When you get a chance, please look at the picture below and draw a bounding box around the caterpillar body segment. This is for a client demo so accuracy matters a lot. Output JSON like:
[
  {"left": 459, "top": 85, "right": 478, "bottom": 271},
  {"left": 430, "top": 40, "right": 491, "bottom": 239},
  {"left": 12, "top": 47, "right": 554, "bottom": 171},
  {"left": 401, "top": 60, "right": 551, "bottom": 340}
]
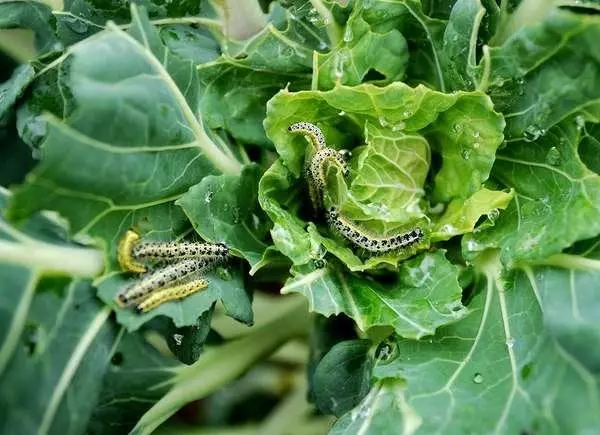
[
  {"left": 117, "top": 230, "right": 147, "bottom": 273},
  {"left": 326, "top": 207, "right": 423, "bottom": 254},
  {"left": 115, "top": 257, "right": 221, "bottom": 308},
  {"left": 288, "top": 121, "right": 326, "bottom": 149},
  {"left": 133, "top": 241, "right": 229, "bottom": 263},
  {"left": 135, "top": 279, "right": 209, "bottom": 313}
]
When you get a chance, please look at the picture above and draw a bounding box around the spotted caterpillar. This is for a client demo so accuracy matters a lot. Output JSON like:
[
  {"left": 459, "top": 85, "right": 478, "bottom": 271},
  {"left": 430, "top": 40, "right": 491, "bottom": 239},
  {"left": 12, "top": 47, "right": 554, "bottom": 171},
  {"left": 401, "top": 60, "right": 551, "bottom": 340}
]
[
  {"left": 326, "top": 207, "right": 423, "bottom": 254},
  {"left": 135, "top": 279, "right": 209, "bottom": 313},
  {"left": 288, "top": 121, "right": 349, "bottom": 211},
  {"left": 117, "top": 230, "right": 147, "bottom": 273},
  {"left": 132, "top": 241, "right": 229, "bottom": 262},
  {"left": 115, "top": 257, "right": 224, "bottom": 308}
]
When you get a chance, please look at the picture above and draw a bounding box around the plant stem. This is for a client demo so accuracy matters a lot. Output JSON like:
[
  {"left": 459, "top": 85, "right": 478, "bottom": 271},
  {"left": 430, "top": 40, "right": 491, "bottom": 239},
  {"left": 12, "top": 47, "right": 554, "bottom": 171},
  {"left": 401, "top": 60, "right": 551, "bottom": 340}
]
[
  {"left": 0, "top": 240, "right": 104, "bottom": 277},
  {"left": 310, "top": 0, "right": 342, "bottom": 46},
  {"left": 521, "top": 253, "right": 600, "bottom": 271},
  {"left": 214, "top": 0, "right": 267, "bottom": 40},
  {"left": 131, "top": 296, "right": 310, "bottom": 435},
  {"left": 491, "top": 0, "right": 558, "bottom": 46},
  {"left": 259, "top": 375, "right": 312, "bottom": 435}
]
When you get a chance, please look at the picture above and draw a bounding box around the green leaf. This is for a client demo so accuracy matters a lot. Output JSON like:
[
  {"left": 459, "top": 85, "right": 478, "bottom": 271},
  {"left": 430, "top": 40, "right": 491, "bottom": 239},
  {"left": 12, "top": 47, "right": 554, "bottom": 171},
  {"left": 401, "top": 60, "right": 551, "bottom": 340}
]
[
  {"left": 261, "top": 82, "right": 504, "bottom": 270},
  {"left": 177, "top": 164, "right": 269, "bottom": 268},
  {"left": 431, "top": 187, "right": 514, "bottom": 242},
  {"left": 315, "top": 5, "right": 408, "bottom": 90},
  {"left": 480, "top": 8, "right": 600, "bottom": 141},
  {"left": 0, "top": 189, "right": 118, "bottom": 434},
  {"left": 197, "top": 3, "right": 321, "bottom": 147},
  {"left": 330, "top": 379, "right": 418, "bottom": 435},
  {"left": 0, "top": 63, "right": 34, "bottom": 126},
  {"left": 367, "top": 252, "right": 600, "bottom": 434},
  {"left": 87, "top": 332, "right": 181, "bottom": 434},
  {"left": 360, "top": 0, "right": 447, "bottom": 91},
  {"left": 465, "top": 118, "right": 600, "bottom": 264},
  {"left": 281, "top": 251, "right": 467, "bottom": 338},
  {"left": 0, "top": 1, "right": 58, "bottom": 54},
  {"left": 438, "top": 0, "right": 486, "bottom": 91},
  {"left": 165, "top": 306, "right": 214, "bottom": 365},
  {"left": 313, "top": 339, "right": 373, "bottom": 417}
]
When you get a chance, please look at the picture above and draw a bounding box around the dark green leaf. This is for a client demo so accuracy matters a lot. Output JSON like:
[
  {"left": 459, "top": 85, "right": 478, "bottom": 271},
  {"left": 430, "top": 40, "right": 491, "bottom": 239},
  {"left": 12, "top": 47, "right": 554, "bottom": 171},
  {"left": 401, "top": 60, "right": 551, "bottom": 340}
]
[
  {"left": 0, "top": 1, "right": 58, "bottom": 54},
  {"left": 313, "top": 339, "right": 372, "bottom": 417},
  {"left": 177, "top": 164, "right": 270, "bottom": 268},
  {"left": 466, "top": 118, "right": 600, "bottom": 264},
  {"left": 0, "top": 63, "right": 34, "bottom": 126}
]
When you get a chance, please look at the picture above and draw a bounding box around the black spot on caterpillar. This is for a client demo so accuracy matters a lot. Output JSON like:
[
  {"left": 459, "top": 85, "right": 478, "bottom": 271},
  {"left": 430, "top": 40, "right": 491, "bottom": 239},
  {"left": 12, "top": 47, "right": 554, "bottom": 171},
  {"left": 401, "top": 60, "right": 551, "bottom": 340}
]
[
  {"left": 115, "top": 256, "right": 225, "bottom": 308},
  {"left": 135, "top": 279, "right": 209, "bottom": 313},
  {"left": 133, "top": 241, "right": 229, "bottom": 263},
  {"left": 326, "top": 207, "right": 423, "bottom": 254},
  {"left": 117, "top": 230, "right": 146, "bottom": 273},
  {"left": 288, "top": 121, "right": 326, "bottom": 149},
  {"left": 306, "top": 148, "right": 350, "bottom": 211}
]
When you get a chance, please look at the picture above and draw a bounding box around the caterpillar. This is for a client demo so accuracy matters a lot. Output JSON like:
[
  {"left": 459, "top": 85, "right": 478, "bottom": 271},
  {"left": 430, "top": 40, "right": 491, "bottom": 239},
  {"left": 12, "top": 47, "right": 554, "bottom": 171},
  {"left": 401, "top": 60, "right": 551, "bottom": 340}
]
[
  {"left": 117, "top": 230, "right": 147, "bottom": 273},
  {"left": 135, "top": 279, "right": 209, "bottom": 313},
  {"left": 115, "top": 256, "right": 224, "bottom": 307},
  {"left": 288, "top": 121, "right": 326, "bottom": 149},
  {"left": 326, "top": 207, "right": 423, "bottom": 254},
  {"left": 133, "top": 241, "right": 229, "bottom": 263}
]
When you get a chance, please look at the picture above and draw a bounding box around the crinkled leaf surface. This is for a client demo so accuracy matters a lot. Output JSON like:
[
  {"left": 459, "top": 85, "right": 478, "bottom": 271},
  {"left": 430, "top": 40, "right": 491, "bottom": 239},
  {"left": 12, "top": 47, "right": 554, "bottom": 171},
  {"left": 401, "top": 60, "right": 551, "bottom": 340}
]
[
  {"left": 315, "top": 4, "right": 408, "bottom": 90},
  {"left": 431, "top": 187, "right": 513, "bottom": 242},
  {"left": 177, "top": 164, "right": 269, "bottom": 268},
  {"left": 197, "top": 3, "right": 322, "bottom": 147},
  {"left": 261, "top": 83, "right": 504, "bottom": 270},
  {"left": 465, "top": 118, "right": 600, "bottom": 264},
  {"left": 281, "top": 251, "right": 467, "bottom": 338},
  {"left": 480, "top": 8, "right": 600, "bottom": 141},
  {"left": 355, "top": 251, "right": 600, "bottom": 435}
]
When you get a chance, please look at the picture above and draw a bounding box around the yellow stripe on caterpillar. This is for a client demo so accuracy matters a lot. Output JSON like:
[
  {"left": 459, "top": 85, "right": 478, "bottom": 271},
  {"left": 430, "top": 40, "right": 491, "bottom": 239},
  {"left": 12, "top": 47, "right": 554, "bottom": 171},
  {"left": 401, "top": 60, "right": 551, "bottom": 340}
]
[
  {"left": 135, "top": 279, "right": 209, "bottom": 313},
  {"left": 326, "top": 207, "right": 423, "bottom": 254},
  {"left": 288, "top": 121, "right": 326, "bottom": 149},
  {"left": 117, "top": 230, "right": 146, "bottom": 273},
  {"left": 133, "top": 241, "right": 229, "bottom": 263},
  {"left": 115, "top": 257, "right": 221, "bottom": 307}
]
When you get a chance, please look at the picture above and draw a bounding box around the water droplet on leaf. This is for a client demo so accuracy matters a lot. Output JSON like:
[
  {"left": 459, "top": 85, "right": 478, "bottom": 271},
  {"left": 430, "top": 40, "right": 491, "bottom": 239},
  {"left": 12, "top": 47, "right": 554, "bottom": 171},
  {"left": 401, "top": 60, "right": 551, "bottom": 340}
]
[
  {"left": 523, "top": 124, "right": 545, "bottom": 142},
  {"left": 472, "top": 373, "right": 484, "bottom": 384},
  {"left": 204, "top": 192, "right": 214, "bottom": 203},
  {"left": 545, "top": 146, "right": 561, "bottom": 166},
  {"left": 343, "top": 26, "right": 353, "bottom": 42},
  {"left": 461, "top": 149, "right": 471, "bottom": 160}
]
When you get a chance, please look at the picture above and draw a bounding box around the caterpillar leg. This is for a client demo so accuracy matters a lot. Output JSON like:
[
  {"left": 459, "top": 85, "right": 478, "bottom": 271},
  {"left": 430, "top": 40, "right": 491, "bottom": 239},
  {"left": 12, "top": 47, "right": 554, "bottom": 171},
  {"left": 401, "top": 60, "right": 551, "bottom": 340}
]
[
  {"left": 117, "top": 230, "right": 147, "bottom": 273},
  {"left": 135, "top": 279, "right": 209, "bottom": 313}
]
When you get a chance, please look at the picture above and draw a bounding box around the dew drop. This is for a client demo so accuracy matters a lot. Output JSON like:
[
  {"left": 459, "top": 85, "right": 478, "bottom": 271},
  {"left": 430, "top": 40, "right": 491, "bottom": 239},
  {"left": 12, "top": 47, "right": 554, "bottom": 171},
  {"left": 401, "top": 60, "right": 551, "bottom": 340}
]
[
  {"left": 473, "top": 130, "right": 480, "bottom": 138},
  {"left": 204, "top": 192, "right": 214, "bottom": 203},
  {"left": 523, "top": 124, "right": 545, "bottom": 142},
  {"left": 338, "top": 110, "right": 346, "bottom": 116},
  {"left": 472, "top": 373, "right": 484, "bottom": 384},
  {"left": 575, "top": 115, "right": 586, "bottom": 130},
  {"left": 545, "top": 146, "right": 561, "bottom": 166},
  {"left": 473, "top": 142, "right": 480, "bottom": 149},
  {"left": 378, "top": 116, "right": 389, "bottom": 127},
  {"left": 506, "top": 337, "right": 515, "bottom": 349},
  {"left": 453, "top": 123, "right": 464, "bottom": 133},
  {"left": 375, "top": 340, "right": 397, "bottom": 363},
  {"left": 461, "top": 149, "right": 471, "bottom": 160},
  {"left": 488, "top": 208, "right": 500, "bottom": 221},
  {"left": 392, "top": 122, "right": 405, "bottom": 132},
  {"left": 343, "top": 26, "right": 353, "bottom": 42}
]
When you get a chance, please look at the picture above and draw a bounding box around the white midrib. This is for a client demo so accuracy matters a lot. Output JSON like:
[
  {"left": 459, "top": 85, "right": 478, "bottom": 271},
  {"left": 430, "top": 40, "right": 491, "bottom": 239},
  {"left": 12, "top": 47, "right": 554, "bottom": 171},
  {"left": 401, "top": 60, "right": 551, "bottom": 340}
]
[
  {"left": 38, "top": 306, "right": 112, "bottom": 435},
  {"left": 107, "top": 9, "right": 241, "bottom": 175}
]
